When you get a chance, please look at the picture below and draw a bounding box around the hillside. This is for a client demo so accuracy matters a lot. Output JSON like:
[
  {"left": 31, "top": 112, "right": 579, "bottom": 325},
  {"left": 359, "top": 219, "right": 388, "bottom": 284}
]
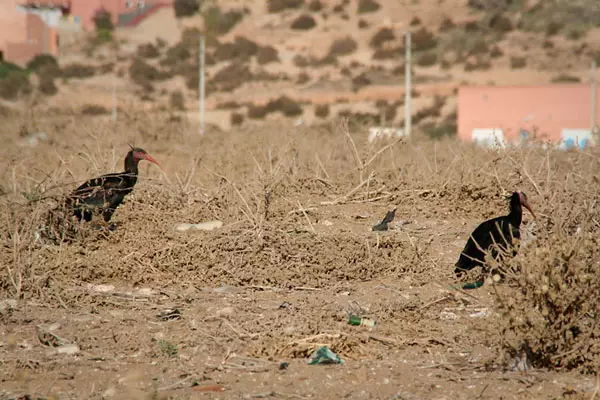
[{"left": 3, "top": 0, "right": 600, "bottom": 133}]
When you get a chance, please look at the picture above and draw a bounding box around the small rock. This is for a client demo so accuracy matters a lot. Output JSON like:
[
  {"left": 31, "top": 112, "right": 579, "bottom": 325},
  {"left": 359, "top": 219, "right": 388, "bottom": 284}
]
[
  {"left": 214, "top": 284, "right": 242, "bottom": 294},
  {"left": 87, "top": 283, "right": 115, "bottom": 293},
  {"left": 25, "top": 132, "right": 49, "bottom": 147},
  {"left": 321, "top": 220, "right": 333, "bottom": 226},
  {"left": 216, "top": 306, "right": 234, "bottom": 317},
  {"left": 279, "top": 362, "right": 289, "bottom": 370},
  {"left": 174, "top": 221, "right": 223, "bottom": 233},
  {"left": 440, "top": 311, "right": 458, "bottom": 320},
  {"left": 57, "top": 343, "right": 80, "bottom": 355}
]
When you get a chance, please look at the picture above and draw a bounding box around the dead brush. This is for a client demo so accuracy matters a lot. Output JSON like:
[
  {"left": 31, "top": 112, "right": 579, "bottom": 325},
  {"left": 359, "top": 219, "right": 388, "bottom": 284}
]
[{"left": 486, "top": 147, "right": 600, "bottom": 373}]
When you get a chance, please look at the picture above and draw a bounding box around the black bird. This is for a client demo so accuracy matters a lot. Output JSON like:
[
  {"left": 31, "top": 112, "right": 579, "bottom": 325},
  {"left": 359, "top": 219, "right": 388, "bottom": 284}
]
[
  {"left": 372, "top": 207, "right": 397, "bottom": 231},
  {"left": 455, "top": 191, "right": 535, "bottom": 278},
  {"left": 66, "top": 146, "right": 161, "bottom": 223}
]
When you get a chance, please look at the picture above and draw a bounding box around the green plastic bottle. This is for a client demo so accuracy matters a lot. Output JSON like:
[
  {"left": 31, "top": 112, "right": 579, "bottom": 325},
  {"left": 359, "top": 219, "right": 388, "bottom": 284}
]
[{"left": 348, "top": 315, "right": 376, "bottom": 327}]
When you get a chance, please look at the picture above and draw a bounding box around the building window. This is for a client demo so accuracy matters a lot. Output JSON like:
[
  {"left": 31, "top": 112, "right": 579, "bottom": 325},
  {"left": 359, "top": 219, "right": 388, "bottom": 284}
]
[
  {"left": 137, "top": 0, "right": 146, "bottom": 9},
  {"left": 126, "top": 0, "right": 133, "bottom": 8}
]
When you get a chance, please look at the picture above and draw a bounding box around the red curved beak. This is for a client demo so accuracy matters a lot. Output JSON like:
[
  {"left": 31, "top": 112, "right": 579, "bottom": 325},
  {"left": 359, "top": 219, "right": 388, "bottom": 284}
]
[
  {"left": 143, "top": 154, "right": 166, "bottom": 173},
  {"left": 522, "top": 199, "right": 536, "bottom": 219}
]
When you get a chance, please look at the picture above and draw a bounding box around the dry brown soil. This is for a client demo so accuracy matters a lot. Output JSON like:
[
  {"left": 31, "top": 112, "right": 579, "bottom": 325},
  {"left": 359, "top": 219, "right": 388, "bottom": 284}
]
[{"left": 0, "top": 113, "right": 598, "bottom": 399}]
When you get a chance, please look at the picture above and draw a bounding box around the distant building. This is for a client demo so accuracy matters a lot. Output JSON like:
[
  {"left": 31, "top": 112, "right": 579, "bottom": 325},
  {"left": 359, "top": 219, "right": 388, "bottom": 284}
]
[
  {"left": 0, "top": 0, "right": 172, "bottom": 65},
  {"left": 458, "top": 85, "right": 599, "bottom": 150}
]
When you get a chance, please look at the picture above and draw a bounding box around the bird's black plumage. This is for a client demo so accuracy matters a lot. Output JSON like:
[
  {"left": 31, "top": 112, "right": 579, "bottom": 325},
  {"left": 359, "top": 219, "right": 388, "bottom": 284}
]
[
  {"left": 66, "top": 147, "right": 160, "bottom": 223},
  {"left": 372, "top": 207, "right": 397, "bottom": 231},
  {"left": 455, "top": 191, "right": 535, "bottom": 276}
]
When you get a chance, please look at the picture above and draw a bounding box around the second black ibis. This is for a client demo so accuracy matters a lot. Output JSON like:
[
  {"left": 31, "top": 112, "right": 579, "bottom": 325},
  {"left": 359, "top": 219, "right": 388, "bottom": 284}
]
[
  {"left": 454, "top": 191, "right": 536, "bottom": 278},
  {"left": 66, "top": 147, "right": 161, "bottom": 223}
]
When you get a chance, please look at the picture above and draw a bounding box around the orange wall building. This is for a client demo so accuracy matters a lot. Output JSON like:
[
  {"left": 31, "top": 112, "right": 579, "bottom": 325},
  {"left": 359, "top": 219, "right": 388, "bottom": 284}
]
[
  {"left": 458, "top": 85, "right": 599, "bottom": 149},
  {"left": 0, "top": 0, "right": 172, "bottom": 65}
]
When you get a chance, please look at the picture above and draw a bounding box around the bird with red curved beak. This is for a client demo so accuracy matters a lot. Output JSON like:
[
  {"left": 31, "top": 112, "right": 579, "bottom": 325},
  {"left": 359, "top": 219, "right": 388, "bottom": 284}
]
[{"left": 66, "top": 146, "right": 162, "bottom": 225}]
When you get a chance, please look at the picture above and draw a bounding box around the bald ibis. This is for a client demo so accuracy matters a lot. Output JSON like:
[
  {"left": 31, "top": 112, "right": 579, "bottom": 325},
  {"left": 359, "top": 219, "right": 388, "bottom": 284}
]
[
  {"left": 454, "top": 191, "right": 536, "bottom": 278},
  {"left": 66, "top": 147, "right": 161, "bottom": 223}
]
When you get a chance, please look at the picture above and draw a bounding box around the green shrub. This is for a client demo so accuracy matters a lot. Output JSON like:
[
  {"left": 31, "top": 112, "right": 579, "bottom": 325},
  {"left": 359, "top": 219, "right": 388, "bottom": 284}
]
[
  {"left": 257, "top": 46, "right": 279, "bottom": 65},
  {"left": 38, "top": 66, "right": 58, "bottom": 95},
  {"left": 61, "top": 63, "right": 96, "bottom": 79},
  {"left": 328, "top": 37, "right": 358, "bottom": 57},
  {"left": 291, "top": 14, "right": 316, "bottom": 30},
  {"left": 267, "top": 0, "right": 304, "bottom": 13},
  {"left": 0, "top": 69, "right": 31, "bottom": 100},
  {"left": 173, "top": 0, "right": 200, "bottom": 18},
  {"left": 308, "top": 0, "right": 322, "bottom": 11},
  {"left": 370, "top": 28, "right": 395, "bottom": 48},
  {"left": 231, "top": 112, "right": 244, "bottom": 125},
  {"left": 27, "top": 54, "right": 58, "bottom": 71},
  {"left": 357, "top": 0, "right": 380, "bottom": 14},
  {"left": 412, "top": 27, "right": 437, "bottom": 51},
  {"left": 204, "top": 6, "right": 244, "bottom": 36},
  {"left": 137, "top": 43, "right": 160, "bottom": 58},
  {"left": 551, "top": 74, "right": 581, "bottom": 83}
]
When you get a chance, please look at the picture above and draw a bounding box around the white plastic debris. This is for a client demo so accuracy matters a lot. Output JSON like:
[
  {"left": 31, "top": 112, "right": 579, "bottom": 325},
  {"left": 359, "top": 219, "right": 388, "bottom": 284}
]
[{"left": 174, "top": 220, "right": 223, "bottom": 233}]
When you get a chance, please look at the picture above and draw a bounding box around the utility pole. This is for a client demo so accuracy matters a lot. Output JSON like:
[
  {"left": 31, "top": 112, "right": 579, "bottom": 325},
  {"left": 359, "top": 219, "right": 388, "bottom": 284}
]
[
  {"left": 591, "top": 60, "right": 597, "bottom": 132},
  {"left": 404, "top": 31, "right": 412, "bottom": 137},
  {"left": 199, "top": 34, "right": 205, "bottom": 135},
  {"left": 112, "top": 52, "right": 117, "bottom": 122}
]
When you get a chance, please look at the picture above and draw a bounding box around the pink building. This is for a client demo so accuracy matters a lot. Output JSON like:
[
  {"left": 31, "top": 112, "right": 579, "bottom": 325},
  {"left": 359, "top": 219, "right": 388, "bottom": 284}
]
[
  {"left": 458, "top": 85, "right": 599, "bottom": 149},
  {"left": 0, "top": 0, "right": 172, "bottom": 65}
]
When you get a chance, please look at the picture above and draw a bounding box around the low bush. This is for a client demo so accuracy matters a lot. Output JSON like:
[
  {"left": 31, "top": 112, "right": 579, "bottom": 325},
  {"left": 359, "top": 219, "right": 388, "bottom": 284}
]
[
  {"left": 328, "top": 37, "right": 358, "bottom": 57},
  {"left": 291, "top": 14, "right": 316, "bottom": 30},
  {"left": 62, "top": 63, "right": 95, "bottom": 79},
  {"left": 173, "top": 0, "right": 200, "bottom": 18},
  {"left": 370, "top": 28, "right": 395, "bottom": 49},
  {"left": 204, "top": 6, "right": 244, "bottom": 36},
  {"left": 0, "top": 68, "right": 31, "bottom": 100},
  {"left": 357, "top": 0, "right": 380, "bottom": 14},
  {"left": 315, "top": 104, "right": 330, "bottom": 118},
  {"left": 510, "top": 56, "right": 526, "bottom": 69},
  {"left": 267, "top": 0, "right": 304, "bottom": 13},
  {"left": 137, "top": 43, "right": 160, "bottom": 59},
  {"left": 257, "top": 46, "right": 280, "bottom": 65}
]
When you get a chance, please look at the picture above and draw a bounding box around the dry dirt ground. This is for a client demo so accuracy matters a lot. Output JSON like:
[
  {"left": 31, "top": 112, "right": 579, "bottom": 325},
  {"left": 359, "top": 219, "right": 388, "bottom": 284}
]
[{"left": 0, "top": 112, "right": 599, "bottom": 399}]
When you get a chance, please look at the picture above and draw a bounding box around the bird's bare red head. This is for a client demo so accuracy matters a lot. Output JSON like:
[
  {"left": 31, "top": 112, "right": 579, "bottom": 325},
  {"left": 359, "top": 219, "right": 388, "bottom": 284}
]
[{"left": 518, "top": 191, "right": 536, "bottom": 219}]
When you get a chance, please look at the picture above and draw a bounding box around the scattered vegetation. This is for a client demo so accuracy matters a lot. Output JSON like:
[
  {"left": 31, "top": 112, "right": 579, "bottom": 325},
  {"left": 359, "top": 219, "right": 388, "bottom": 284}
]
[
  {"left": 137, "top": 43, "right": 160, "bottom": 59},
  {"left": 80, "top": 104, "right": 109, "bottom": 115},
  {"left": 370, "top": 28, "right": 395, "bottom": 49},
  {"left": 0, "top": 66, "right": 31, "bottom": 100},
  {"left": 510, "top": 56, "right": 526, "bottom": 69},
  {"left": 214, "top": 36, "right": 259, "bottom": 62},
  {"left": 257, "top": 45, "right": 280, "bottom": 65},
  {"left": 129, "top": 58, "right": 167, "bottom": 91},
  {"left": 291, "top": 14, "right": 317, "bottom": 30},
  {"left": 203, "top": 6, "right": 244, "bottom": 36},
  {"left": 248, "top": 96, "right": 303, "bottom": 119},
  {"left": 412, "top": 27, "right": 437, "bottom": 51},
  {"left": 357, "top": 0, "right": 380, "bottom": 14},
  {"left": 173, "top": 0, "right": 200, "bottom": 18},
  {"left": 61, "top": 63, "right": 96, "bottom": 79},
  {"left": 267, "top": 0, "right": 304, "bottom": 13},
  {"left": 314, "top": 103, "right": 330, "bottom": 118},
  {"left": 170, "top": 90, "right": 185, "bottom": 110},
  {"left": 231, "top": 112, "right": 244, "bottom": 125},
  {"left": 416, "top": 52, "right": 437, "bottom": 67},
  {"left": 93, "top": 8, "right": 114, "bottom": 42},
  {"left": 308, "top": 0, "right": 323, "bottom": 12},
  {"left": 412, "top": 96, "right": 446, "bottom": 125},
  {"left": 26, "top": 54, "right": 58, "bottom": 72},
  {"left": 38, "top": 68, "right": 58, "bottom": 96},
  {"left": 551, "top": 74, "right": 581, "bottom": 83},
  {"left": 328, "top": 37, "right": 358, "bottom": 57},
  {"left": 439, "top": 16, "right": 455, "bottom": 31}
]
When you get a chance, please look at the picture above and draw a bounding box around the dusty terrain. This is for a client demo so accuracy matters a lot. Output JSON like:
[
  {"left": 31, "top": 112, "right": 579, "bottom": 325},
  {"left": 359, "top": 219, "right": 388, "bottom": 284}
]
[
  {"left": 2, "top": 1, "right": 600, "bottom": 399},
  {"left": 1, "top": 110, "right": 599, "bottom": 399}
]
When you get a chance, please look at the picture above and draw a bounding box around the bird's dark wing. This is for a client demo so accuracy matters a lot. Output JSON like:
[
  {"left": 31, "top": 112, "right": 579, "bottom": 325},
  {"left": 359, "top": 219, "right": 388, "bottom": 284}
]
[
  {"left": 455, "top": 217, "right": 502, "bottom": 272},
  {"left": 69, "top": 172, "right": 135, "bottom": 208},
  {"left": 381, "top": 209, "right": 396, "bottom": 224}
]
